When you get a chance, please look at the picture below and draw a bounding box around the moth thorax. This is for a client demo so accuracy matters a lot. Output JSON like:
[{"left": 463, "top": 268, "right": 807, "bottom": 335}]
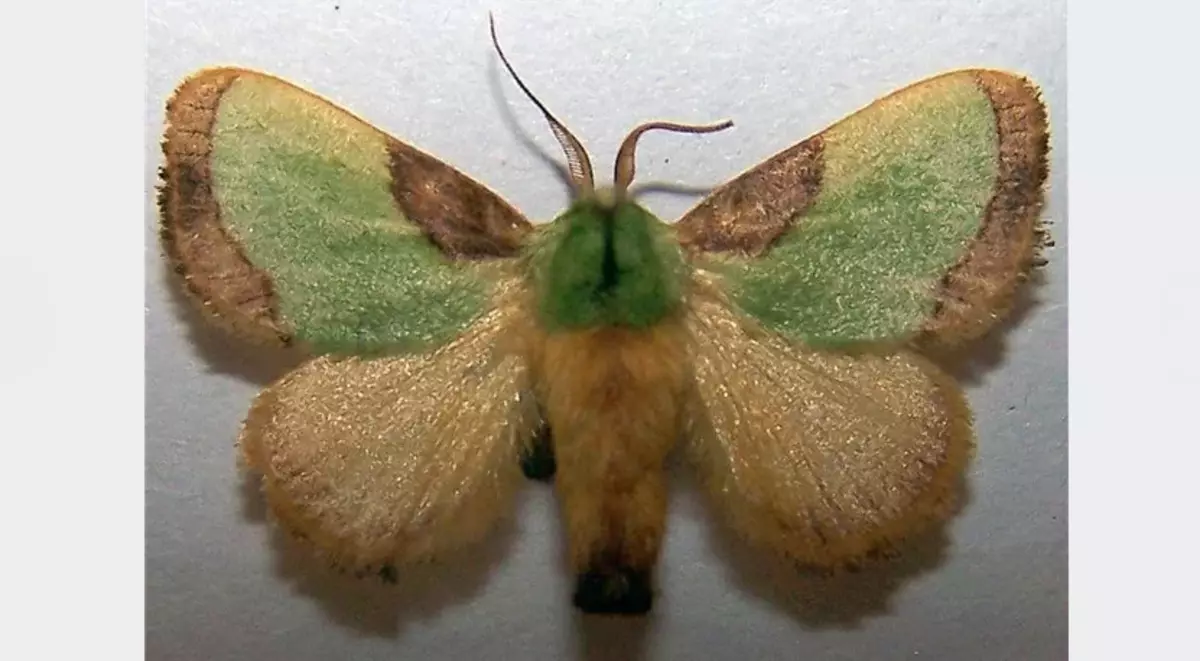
[{"left": 534, "top": 199, "right": 685, "bottom": 332}]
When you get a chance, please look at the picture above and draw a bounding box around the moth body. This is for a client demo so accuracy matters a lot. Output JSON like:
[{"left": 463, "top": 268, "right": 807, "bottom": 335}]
[
  {"left": 532, "top": 316, "right": 688, "bottom": 613},
  {"left": 522, "top": 194, "right": 691, "bottom": 612}
]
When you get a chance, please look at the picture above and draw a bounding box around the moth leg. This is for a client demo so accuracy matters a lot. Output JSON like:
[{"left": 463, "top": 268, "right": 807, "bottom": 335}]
[{"left": 519, "top": 417, "right": 556, "bottom": 482}]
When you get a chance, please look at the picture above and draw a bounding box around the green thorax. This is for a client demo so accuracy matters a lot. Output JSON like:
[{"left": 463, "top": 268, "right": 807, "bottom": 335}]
[{"left": 527, "top": 197, "right": 687, "bottom": 331}]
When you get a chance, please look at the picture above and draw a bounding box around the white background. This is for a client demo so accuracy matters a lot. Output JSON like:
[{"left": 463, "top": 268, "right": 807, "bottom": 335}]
[{"left": 139, "top": 0, "right": 1067, "bottom": 659}]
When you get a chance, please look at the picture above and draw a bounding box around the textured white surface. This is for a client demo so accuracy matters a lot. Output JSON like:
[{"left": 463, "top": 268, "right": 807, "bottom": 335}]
[{"left": 145, "top": 0, "right": 1067, "bottom": 658}]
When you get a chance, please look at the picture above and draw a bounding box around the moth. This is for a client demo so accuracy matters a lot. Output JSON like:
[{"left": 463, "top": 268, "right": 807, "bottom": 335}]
[{"left": 157, "top": 19, "right": 1050, "bottom": 615}]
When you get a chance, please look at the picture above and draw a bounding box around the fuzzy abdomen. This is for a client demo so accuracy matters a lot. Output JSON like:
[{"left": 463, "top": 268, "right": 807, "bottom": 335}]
[{"left": 532, "top": 316, "right": 690, "bottom": 573}]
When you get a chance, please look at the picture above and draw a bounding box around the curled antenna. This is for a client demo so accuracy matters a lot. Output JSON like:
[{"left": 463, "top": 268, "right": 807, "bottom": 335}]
[
  {"left": 613, "top": 120, "right": 734, "bottom": 198},
  {"left": 489, "top": 13, "right": 595, "bottom": 195}
]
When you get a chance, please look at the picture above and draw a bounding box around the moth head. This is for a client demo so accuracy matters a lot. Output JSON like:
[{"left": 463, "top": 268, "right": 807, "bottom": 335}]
[{"left": 489, "top": 14, "right": 733, "bottom": 207}]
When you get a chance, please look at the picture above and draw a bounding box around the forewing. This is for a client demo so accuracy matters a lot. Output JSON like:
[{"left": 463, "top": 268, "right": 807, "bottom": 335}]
[
  {"left": 683, "top": 282, "right": 973, "bottom": 566},
  {"left": 238, "top": 292, "right": 538, "bottom": 571},
  {"left": 675, "top": 70, "right": 1050, "bottom": 348},
  {"left": 158, "top": 67, "right": 533, "bottom": 354}
]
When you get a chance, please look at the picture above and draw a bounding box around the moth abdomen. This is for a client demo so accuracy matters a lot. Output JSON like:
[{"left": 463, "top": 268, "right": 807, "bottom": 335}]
[{"left": 533, "top": 317, "right": 690, "bottom": 614}]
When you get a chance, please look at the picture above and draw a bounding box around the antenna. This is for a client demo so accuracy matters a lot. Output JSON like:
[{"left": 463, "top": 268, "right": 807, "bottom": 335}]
[
  {"left": 613, "top": 120, "right": 734, "bottom": 198},
  {"left": 489, "top": 13, "right": 595, "bottom": 195}
]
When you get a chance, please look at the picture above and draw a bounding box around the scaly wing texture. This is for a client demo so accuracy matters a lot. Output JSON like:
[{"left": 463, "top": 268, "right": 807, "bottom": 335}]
[
  {"left": 683, "top": 281, "right": 973, "bottom": 566},
  {"left": 158, "top": 67, "right": 533, "bottom": 354},
  {"left": 675, "top": 70, "right": 1049, "bottom": 349},
  {"left": 238, "top": 290, "right": 539, "bottom": 571}
]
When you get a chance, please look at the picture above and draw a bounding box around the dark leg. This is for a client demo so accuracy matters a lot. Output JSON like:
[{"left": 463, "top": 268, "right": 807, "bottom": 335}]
[{"left": 520, "top": 420, "right": 556, "bottom": 481}]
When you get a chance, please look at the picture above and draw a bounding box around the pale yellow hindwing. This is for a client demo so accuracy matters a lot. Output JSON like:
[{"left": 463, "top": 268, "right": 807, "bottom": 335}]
[
  {"left": 238, "top": 283, "right": 539, "bottom": 571},
  {"left": 682, "top": 277, "right": 974, "bottom": 566}
]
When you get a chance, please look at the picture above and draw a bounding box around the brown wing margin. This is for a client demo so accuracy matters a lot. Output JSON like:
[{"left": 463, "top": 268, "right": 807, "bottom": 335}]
[
  {"left": 157, "top": 68, "right": 292, "bottom": 346},
  {"left": 921, "top": 71, "right": 1052, "bottom": 346}
]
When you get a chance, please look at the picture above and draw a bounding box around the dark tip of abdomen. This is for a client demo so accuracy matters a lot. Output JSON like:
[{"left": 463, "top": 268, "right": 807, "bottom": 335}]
[{"left": 572, "top": 567, "right": 653, "bottom": 615}]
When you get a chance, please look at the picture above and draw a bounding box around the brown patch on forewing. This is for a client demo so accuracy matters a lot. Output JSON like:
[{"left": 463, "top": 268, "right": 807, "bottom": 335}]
[
  {"left": 388, "top": 142, "right": 532, "bottom": 259},
  {"left": 674, "top": 136, "right": 825, "bottom": 256},
  {"left": 157, "top": 68, "right": 292, "bottom": 346},
  {"left": 921, "top": 71, "right": 1051, "bottom": 346}
]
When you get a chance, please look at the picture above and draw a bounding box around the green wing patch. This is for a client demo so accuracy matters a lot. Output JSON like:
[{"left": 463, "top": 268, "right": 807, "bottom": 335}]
[
  {"left": 676, "top": 70, "right": 1049, "bottom": 348},
  {"left": 158, "top": 68, "right": 531, "bottom": 354}
]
